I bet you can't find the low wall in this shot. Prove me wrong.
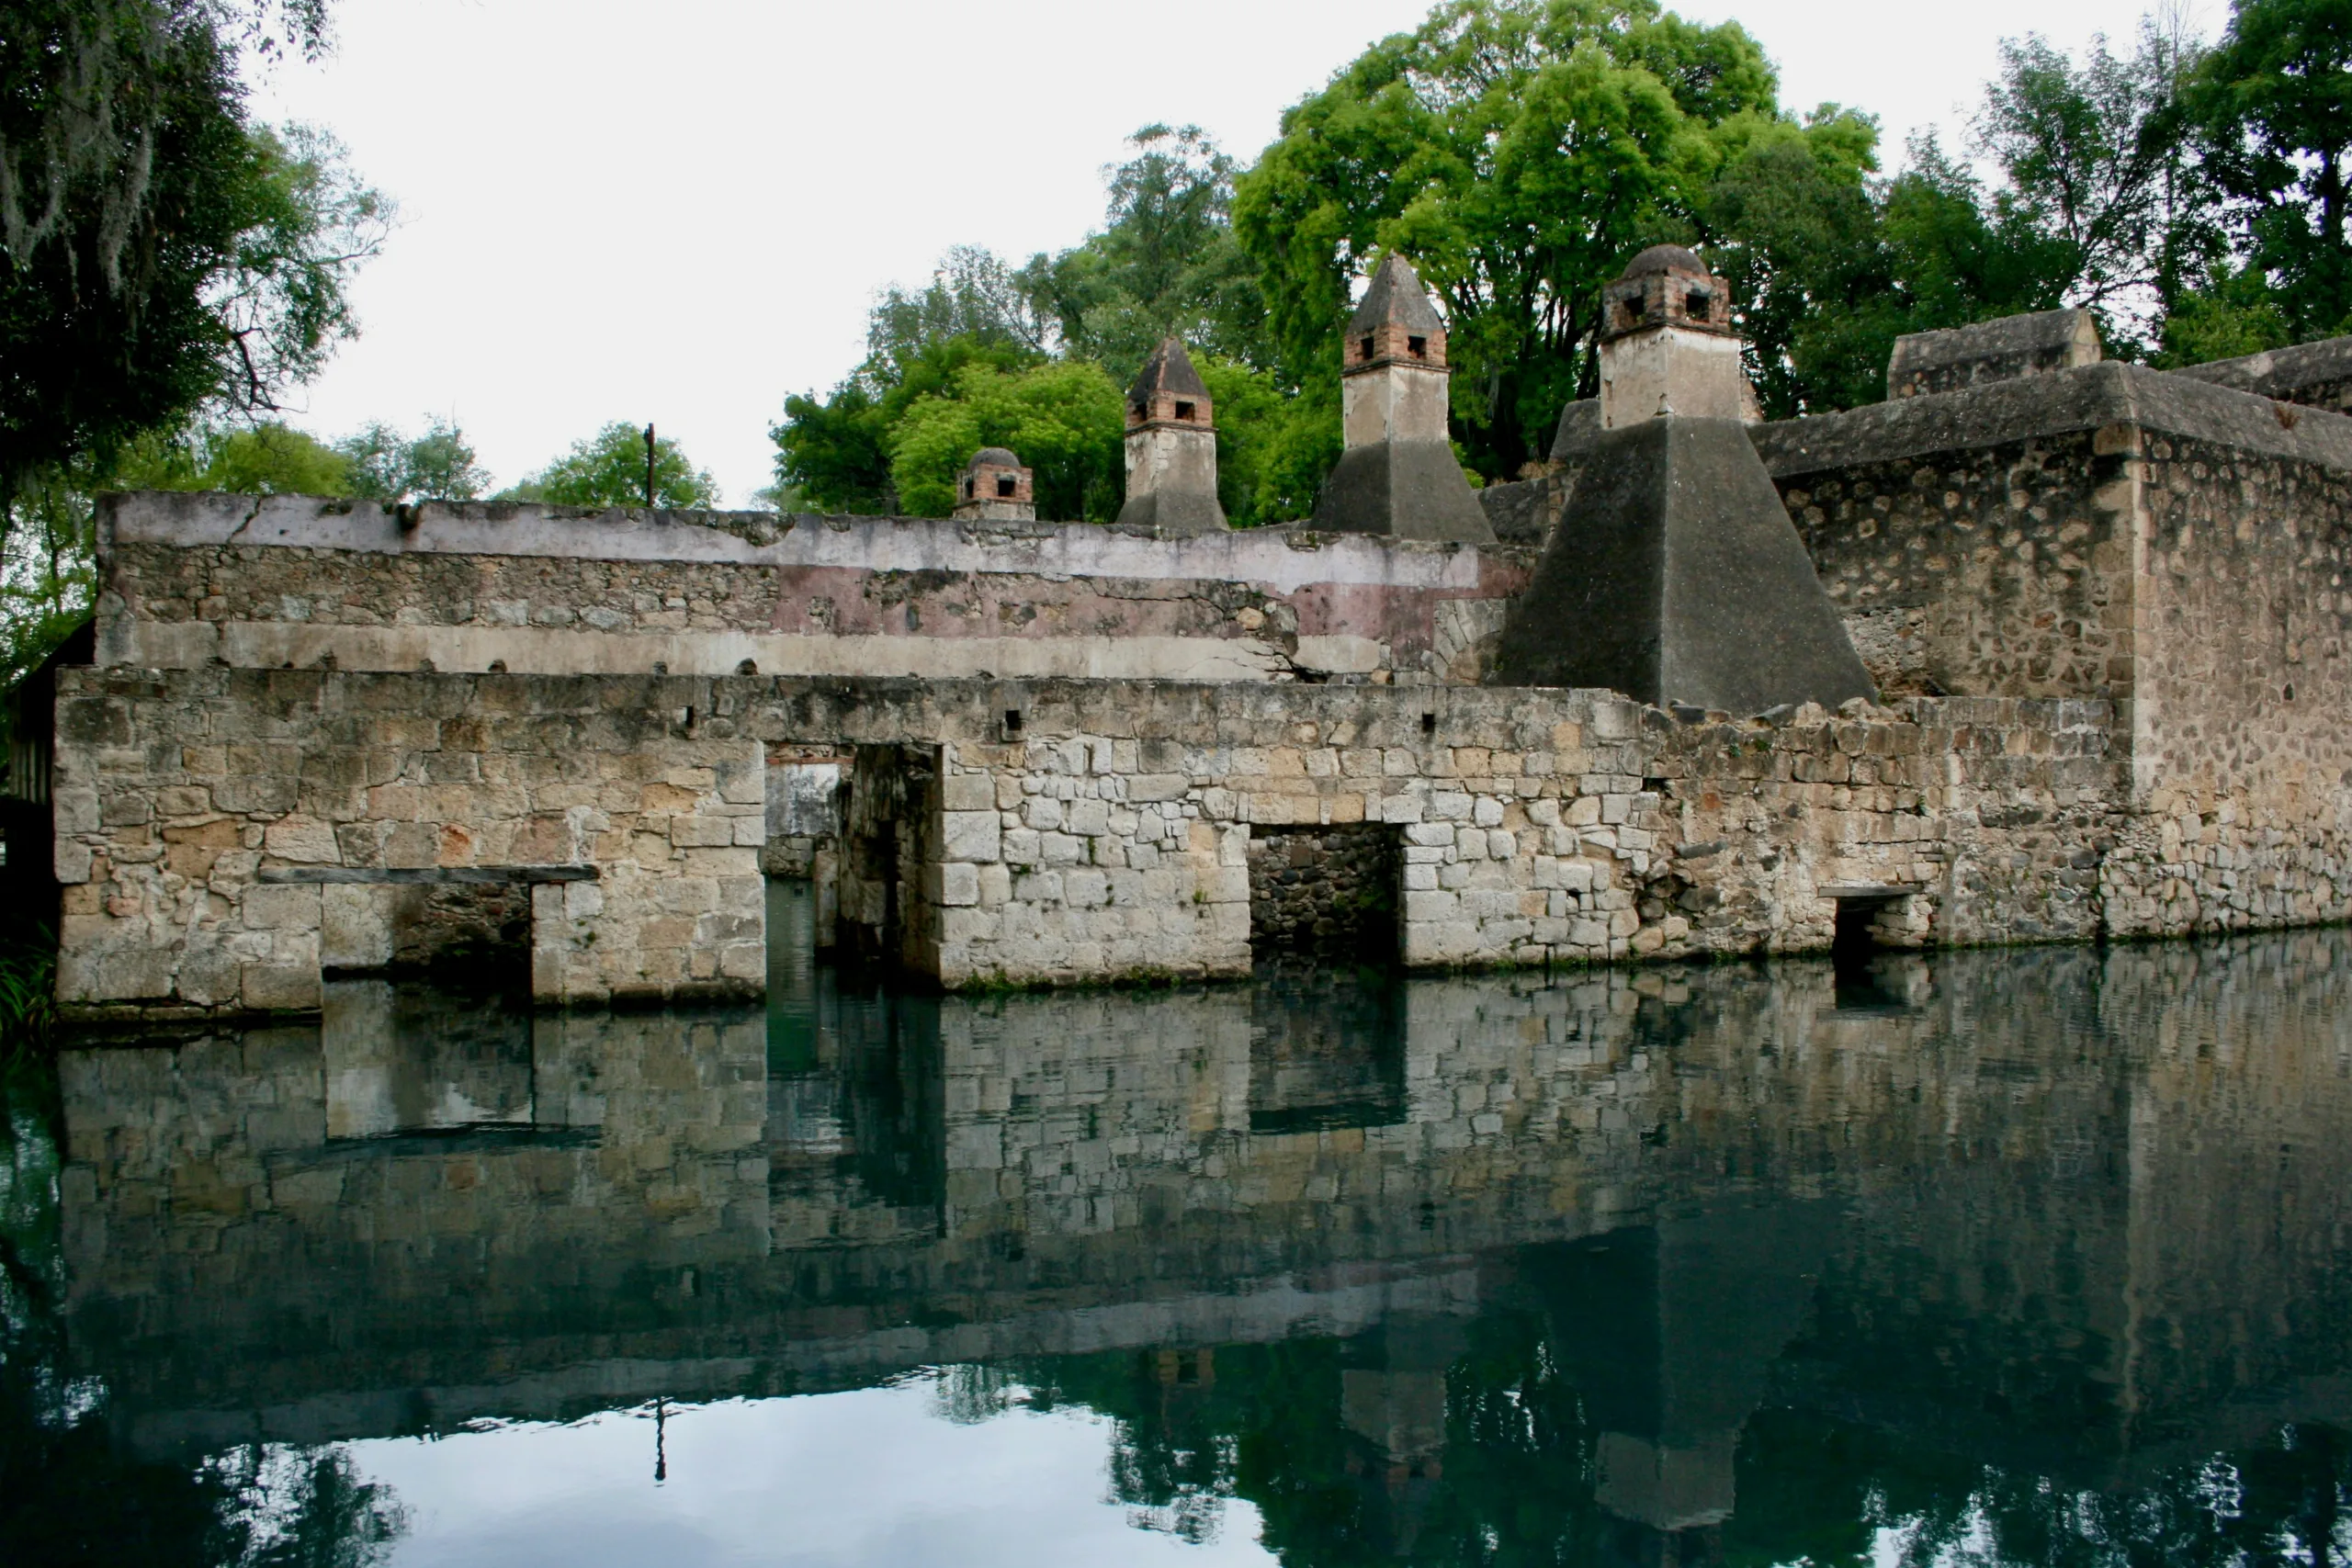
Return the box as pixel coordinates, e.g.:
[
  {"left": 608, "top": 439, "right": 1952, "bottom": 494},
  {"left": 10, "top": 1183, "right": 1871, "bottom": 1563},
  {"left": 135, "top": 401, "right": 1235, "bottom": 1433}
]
[{"left": 56, "top": 666, "right": 2352, "bottom": 1013}]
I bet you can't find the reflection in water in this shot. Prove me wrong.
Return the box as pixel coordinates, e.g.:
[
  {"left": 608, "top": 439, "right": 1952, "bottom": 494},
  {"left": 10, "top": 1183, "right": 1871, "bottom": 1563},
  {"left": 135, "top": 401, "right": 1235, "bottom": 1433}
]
[{"left": 5, "top": 897, "right": 2352, "bottom": 1563}]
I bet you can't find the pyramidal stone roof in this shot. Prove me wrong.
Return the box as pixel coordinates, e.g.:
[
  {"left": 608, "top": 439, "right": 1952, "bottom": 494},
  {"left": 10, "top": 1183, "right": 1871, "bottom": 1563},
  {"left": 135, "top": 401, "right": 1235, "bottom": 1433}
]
[
  {"left": 1348, "top": 254, "right": 1445, "bottom": 336},
  {"left": 1128, "top": 337, "right": 1209, "bottom": 402}
]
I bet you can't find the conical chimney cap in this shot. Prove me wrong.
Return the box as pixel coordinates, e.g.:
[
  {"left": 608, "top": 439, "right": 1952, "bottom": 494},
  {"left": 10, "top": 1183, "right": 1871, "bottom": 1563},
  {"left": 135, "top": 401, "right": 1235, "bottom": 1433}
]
[{"left": 1347, "top": 254, "right": 1445, "bottom": 336}]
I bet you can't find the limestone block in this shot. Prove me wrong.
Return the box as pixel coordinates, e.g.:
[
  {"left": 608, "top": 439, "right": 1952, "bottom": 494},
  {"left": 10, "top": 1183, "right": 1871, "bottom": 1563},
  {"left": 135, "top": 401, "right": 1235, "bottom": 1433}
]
[
  {"left": 943, "top": 771, "right": 995, "bottom": 812},
  {"left": 937, "top": 863, "right": 981, "bottom": 907},
  {"left": 243, "top": 963, "right": 321, "bottom": 1012},
  {"left": 242, "top": 885, "right": 322, "bottom": 931},
  {"left": 944, "top": 811, "right": 1002, "bottom": 863}
]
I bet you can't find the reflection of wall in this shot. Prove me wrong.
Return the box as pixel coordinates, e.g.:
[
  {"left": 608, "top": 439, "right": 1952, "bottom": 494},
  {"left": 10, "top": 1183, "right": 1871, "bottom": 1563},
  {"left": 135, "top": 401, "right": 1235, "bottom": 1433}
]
[{"left": 53, "top": 934, "right": 2352, "bottom": 1480}]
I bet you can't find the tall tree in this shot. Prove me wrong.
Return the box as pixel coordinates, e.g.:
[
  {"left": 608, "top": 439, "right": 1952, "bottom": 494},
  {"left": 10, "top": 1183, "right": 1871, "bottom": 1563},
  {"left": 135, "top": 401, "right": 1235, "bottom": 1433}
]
[
  {"left": 1233, "top": 0, "right": 1787, "bottom": 478},
  {"left": 2191, "top": 0, "right": 2352, "bottom": 342},
  {"left": 0, "top": 2, "right": 388, "bottom": 512},
  {"left": 1018, "top": 125, "right": 1268, "bottom": 381},
  {"left": 1972, "top": 17, "right": 2220, "bottom": 352}
]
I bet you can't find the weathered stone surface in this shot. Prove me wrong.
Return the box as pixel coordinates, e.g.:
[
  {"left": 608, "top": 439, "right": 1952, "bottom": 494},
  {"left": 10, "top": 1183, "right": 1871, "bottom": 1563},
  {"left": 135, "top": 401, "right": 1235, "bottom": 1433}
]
[
  {"left": 97, "top": 492, "right": 1531, "bottom": 686},
  {"left": 1491, "top": 416, "right": 1875, "bottom": 714},
  {"left": 1311, "top": 442, "right": 1498, "bottom": 544},
  {"left": 2162, "top": 334, "right": 2352, "bottom": 416}
]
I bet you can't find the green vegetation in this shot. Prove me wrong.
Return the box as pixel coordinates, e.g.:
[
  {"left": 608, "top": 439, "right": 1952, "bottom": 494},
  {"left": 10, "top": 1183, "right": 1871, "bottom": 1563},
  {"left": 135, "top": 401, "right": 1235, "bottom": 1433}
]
[
  {"left": 0, "top": 928, "right": 55, "bottom": 1066},
  {"left": 500, "top": 422, "right": 722, "bottom": 510}
]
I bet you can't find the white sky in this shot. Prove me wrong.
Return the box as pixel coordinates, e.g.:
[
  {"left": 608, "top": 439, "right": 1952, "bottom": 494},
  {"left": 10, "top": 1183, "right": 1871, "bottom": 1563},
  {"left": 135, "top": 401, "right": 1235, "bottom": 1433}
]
[
  {"left": 249, "top": 0, "right": 2187, "bottom": 503},
  {"left": 346, "top": 1382, "right": 1276, "bottom": 1565}
]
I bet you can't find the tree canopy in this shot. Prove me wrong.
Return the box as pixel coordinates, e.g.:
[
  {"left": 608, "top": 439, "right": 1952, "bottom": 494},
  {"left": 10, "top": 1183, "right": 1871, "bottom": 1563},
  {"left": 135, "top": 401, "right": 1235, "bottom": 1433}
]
[
  {"left": 0, "top": 3, "right": 388, "bottom": 509},
  {"left": 506, "top": 423, "right": 721, "bottom": 511}
]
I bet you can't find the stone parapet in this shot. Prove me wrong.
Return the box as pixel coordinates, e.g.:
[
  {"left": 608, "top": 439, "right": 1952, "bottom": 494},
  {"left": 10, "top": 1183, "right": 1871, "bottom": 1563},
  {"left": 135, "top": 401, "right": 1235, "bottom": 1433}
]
[{"left": 96, "top": 492, "right": 1531, "bottom": 686}]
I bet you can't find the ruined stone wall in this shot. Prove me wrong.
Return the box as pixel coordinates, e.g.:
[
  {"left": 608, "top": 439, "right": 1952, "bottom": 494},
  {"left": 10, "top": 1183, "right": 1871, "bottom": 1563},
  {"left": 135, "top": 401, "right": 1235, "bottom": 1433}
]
[
  {"left": 740, "top": 680, "right": 2135, "bottom": 981},
  {"left": 51, "top": 667, "right": 765, "bottom": 1019},
  {"left": 97, "top": 493, "right": 1535, "bottom": 686},
  {"left": 64, "top": 666, "right": 2343, "bottom": 1011},
  {"left": 2101, "top": 427, "right": 2352, "bottom": 934}
]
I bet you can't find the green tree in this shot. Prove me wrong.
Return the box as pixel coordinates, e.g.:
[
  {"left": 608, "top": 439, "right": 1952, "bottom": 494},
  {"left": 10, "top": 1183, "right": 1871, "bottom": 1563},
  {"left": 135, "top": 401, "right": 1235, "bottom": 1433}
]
[
  {"left": 508, "top": 423, "right": 719, "bottom": 510},
  {"left": 1970, "top": 19, "right": 2221, "bottom": 354},
  {"left": 2190, "top": 0, "right": 2352, "bottom": 342},
  {"left": 775, "top": 333, "right": 1040, "bottom": 514},
  {"left": 888, "top": 361, "right": 1124, "bottom": 522},
  {"left": 335, "top": 417, "right": 487, "bottom": 502},
  {"left": 1694, "top": 110, "right": 1894, "bottom": 415},
  {"left": 1234, "top": 0, "right": 1784, "bottom": 478},
  {"left": 1195, "top": 359, "right": 1333, "bottom": 526},
  {"left": 1018, "top": 125, "right": 1268, "bottom": 381},
  {"left": 0, "top": 3, "right": 389, "bottom": 512}
]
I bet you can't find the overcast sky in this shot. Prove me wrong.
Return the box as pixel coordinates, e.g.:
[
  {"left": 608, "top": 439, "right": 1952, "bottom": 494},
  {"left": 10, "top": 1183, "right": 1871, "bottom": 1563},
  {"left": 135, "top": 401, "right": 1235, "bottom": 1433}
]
[{"left": 248, "top": 0, "right": 2189, "bottom": 503}]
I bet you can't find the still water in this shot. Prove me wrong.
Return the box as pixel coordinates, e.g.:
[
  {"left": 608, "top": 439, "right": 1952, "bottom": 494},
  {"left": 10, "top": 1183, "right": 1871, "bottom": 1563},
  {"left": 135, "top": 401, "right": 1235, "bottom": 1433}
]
[{"left": 6, "top": 885, "right": 2352, "bottom": 1565}]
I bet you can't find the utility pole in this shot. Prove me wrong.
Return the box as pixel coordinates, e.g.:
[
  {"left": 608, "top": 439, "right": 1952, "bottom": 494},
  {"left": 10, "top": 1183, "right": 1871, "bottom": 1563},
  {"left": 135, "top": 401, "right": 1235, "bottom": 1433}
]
[{"left": 643, "top": 423, "right": 657, "bottom": 509}]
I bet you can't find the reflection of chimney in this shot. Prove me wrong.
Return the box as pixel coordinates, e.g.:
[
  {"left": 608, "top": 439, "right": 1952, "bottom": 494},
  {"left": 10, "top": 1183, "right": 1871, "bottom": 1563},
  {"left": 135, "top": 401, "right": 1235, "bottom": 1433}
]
[
  {"left": 1338, "top": 1316, "right": 1464, "bottom": 1555},
  {"left": 1595, "top": 1430, "right": 1736, "bottom": 1529}
]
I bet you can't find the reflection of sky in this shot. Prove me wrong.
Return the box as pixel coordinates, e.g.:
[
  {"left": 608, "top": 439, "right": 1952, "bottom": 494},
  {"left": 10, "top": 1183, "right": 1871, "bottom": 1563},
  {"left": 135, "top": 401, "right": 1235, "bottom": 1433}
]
[{"left": 349, "top": 1377, "right": 1275, "bottom": 1567}]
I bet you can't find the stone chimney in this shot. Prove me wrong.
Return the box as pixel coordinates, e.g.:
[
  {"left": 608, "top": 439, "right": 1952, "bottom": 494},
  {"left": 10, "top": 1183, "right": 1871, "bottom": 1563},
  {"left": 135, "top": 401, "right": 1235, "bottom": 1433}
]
[
  {"left": 951, "top": 447, "right": 1035, "bottom": 522},
  {"left": 1491, "top": 243, "right": 1871, "bottom": 714},
  {"left": 1310, "top": 255, "right": 1494, "bottom": 542},
  {"left": 1597, "top": 245, "right": 1755, "bottom": 427},
  {"left": 1116, "top": 337, "right": 1227, "bottom": 535}
]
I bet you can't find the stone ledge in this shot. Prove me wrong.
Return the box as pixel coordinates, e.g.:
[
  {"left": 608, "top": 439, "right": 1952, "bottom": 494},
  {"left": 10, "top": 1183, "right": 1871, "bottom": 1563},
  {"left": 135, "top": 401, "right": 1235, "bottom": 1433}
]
[{"left": 1752, "top": 361, "right": 2352, "bottom": 478}]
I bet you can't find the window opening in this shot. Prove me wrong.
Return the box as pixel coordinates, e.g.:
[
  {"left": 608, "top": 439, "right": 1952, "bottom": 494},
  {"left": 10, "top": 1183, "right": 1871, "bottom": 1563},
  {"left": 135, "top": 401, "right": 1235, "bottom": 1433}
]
[
  {"left": 1408, "top": 335, "right": 1427, "bottom": 359},
  {"left": 995, "top": 477, "right": 1016, "bottom": 498},
  {"left": 1686, "top": 290, "right": 1711, "bottom": 321},
  {"left": 1360, "top": 334, "right": 1375, "bottom": 361},
  {"left": 1174, "top": 400, "right": 1195, "bottom": 421}
]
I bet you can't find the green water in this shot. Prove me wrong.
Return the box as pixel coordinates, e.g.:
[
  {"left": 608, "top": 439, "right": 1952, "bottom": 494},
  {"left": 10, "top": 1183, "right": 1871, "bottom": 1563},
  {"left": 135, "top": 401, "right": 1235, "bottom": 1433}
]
[{"left": 6, "top": 888, "right": 2351, "bottom": 1565}]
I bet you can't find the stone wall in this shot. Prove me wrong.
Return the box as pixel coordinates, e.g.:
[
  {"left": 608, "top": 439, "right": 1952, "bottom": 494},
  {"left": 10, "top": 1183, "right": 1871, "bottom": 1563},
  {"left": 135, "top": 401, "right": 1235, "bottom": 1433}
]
[
  {"left": 736, "top": 680, "right": 2140, "bottom": 982},
  {"left": 51, "top": 667, "right": 765, "bottom": 1019},
  {"left": 62, "top": 663, "right": 2351, "bottom": 1010},
  {"left": 97, "top": 493, "right": 1535, "bottom": 687},
  {"left": 1748, "top": 363, "right": 2352, "bottom": 941},
  {"left": 2173, "top": 335, "right": 2352, "bottom": 417},
  {"left": 2102, "top": 425, "right": 2352, "bottom": 934}
]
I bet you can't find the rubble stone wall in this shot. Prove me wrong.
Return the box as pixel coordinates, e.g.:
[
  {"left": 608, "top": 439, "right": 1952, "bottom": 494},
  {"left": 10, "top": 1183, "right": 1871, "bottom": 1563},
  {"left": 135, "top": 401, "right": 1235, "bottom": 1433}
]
[
  {"left": 1245, "top": 824, "right": 1400, "bottom": 959},
  {"left": 1770, "top": 424, "right": 2135, "bottom": 701},
  {"left": 2105, "top": 428, "right": 2352, "bottom": 934}
]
